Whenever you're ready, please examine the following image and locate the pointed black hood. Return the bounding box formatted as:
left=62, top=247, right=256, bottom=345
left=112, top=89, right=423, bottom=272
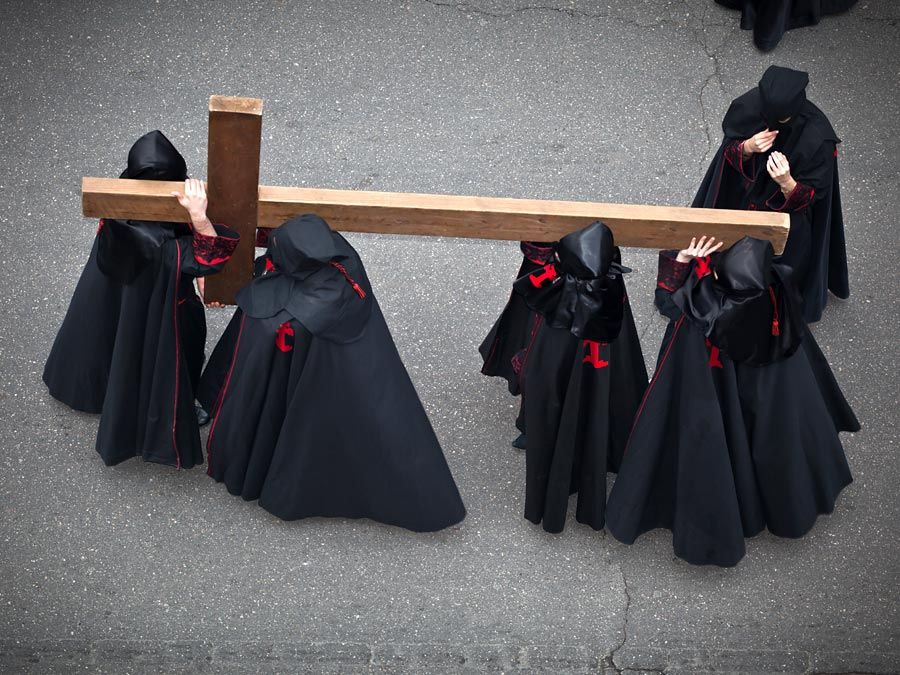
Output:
left=122, top=130, right=188, bottom=181
left=513, top=221, right=629, bottom=342
left=236, top=214, right=373, bottom=344
left=97, top=131, right=191, bottom=284
left=758, top=66, right=809, bottom=127
left=672, top=237, right=804, bottom=365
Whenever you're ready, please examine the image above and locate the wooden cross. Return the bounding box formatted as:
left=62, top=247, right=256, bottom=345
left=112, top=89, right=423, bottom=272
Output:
left=82, top=95, right=789, bottom=305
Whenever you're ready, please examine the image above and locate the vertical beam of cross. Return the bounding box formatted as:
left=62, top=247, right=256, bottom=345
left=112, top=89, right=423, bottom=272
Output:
left=203, top=96, right=263, bottom=305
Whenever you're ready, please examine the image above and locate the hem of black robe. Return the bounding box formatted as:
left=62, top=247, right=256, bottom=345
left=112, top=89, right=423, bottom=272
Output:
left=44, top=385, right=104, bottom=415
left=256, top=498, right=467, bottom=533
left=764, top=475, right=852, bottom=540
left=98, top=449, right=202, bottom=470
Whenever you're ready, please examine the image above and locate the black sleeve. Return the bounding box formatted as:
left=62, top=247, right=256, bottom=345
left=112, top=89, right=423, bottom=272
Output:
left=179, top=225, right=241, bottom=277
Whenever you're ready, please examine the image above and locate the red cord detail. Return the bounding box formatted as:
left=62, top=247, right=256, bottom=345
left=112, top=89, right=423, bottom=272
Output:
left=330, top=262, right=366, bottom=298
left=769, top=286, right=780, bottom=336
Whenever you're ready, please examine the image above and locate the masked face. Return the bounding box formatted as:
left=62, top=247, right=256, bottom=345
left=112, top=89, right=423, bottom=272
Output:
left=758, top=66, right=809, bottom=129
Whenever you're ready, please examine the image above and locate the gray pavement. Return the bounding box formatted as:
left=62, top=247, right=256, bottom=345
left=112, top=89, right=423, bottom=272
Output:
left=1, top=0, right=898, bottom=672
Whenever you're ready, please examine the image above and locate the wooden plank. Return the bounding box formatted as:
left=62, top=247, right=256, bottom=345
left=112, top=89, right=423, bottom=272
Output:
left=83, top=179, right=790, bottom=253
left=258, top=186, right=791, bottom=253
left=82, top=177, right=187, bottom=221
left=202, top=96, right=264, bottom=304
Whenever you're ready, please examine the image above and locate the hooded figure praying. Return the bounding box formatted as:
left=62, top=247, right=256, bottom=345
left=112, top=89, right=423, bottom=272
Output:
left=692, top=66, right=849, bottom=323
left=43, top=130, right=240, bottom=469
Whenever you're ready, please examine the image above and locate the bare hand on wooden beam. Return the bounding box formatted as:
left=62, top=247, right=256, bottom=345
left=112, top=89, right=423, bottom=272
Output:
left=171, top=179, right=216, bottom=236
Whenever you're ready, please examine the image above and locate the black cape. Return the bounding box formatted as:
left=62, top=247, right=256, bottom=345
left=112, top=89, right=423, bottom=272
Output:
left=513, top=222, right=648, bottom=533
left=606, top=251, right=858, bottom=566
left=199, top=215, right=466, bottom=532
left=692, top=66, right=849, bottom=323
left=479, top=241, right=555, bottom=395
left=43, top=131, right=239, bottom=468
left=716, top=0, right=858, bottom=51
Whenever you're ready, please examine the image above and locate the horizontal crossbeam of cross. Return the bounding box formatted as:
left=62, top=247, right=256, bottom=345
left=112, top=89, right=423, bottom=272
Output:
left=80, top=96, right=789, bottom=304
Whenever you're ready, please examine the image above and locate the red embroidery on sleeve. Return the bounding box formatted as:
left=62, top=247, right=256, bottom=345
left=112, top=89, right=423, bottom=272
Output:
left=96, top=219, right=105, bottom=236
left=582, top=340, right=609, bottom=369
left=275, top=322, right=295, bottom=352
left=193, top=229, right=239, bottom=266
left=656, top=252, right=692, bottom=291
left=520, top=242, right=556, bottom=266
left=765, top=183, right=815, bottom=212
left=724, top=140, right=757, bottom=182
left=529, top=263, right=558, bottom=288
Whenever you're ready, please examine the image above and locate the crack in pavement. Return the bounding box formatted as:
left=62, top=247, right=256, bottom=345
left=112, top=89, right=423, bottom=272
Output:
left=682, top=0, right=728, bottom=179
left=605, top=564, right=632, bottom=674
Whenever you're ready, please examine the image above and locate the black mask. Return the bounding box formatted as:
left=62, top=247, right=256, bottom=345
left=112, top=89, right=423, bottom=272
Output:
left=758, top=66, right=809, bottom=130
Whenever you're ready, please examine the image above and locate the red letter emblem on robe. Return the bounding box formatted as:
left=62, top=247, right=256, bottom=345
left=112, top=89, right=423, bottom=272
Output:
left=582, top=340, right=609, bottom=369
left=275, top=321, right=295, bottom=353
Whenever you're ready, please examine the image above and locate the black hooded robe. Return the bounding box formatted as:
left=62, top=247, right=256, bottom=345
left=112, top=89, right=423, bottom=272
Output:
left=605, top=248, right=858, bottom=567
left=693, top=66, right=849, bottom=323
left=479, top=241, right=555, bottom=395
left=513, top=222, right=648, bottom=533
left=716, top=0, right=858, bottom=51
left=43, top=131, right=240, bottom=468
left=200, top=215, right=466, bottom=532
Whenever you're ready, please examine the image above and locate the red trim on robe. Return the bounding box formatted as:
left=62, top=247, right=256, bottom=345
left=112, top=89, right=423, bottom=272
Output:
left=192, top=228, right=239, bottom=266
left=765, top=182, right=815, bottom=212
left=656, top=251, right=692, bottom=291
left=724, top=140, right=759, bottom=182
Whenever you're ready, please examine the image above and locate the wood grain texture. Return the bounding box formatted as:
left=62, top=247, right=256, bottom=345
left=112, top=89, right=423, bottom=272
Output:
left=208, top=95, right=263, bottom=115
left=83, top=179, right=790, bottom=253
left=202, top=97, right=263, bottom=304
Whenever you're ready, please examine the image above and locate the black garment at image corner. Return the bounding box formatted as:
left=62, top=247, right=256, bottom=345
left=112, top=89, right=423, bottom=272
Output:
left=198, top=215, right=466, bottom=533
left=42, top=130, right=239, bottom=469
left=716, top=0, right=858, bottom=51
left=512, top=222, right=648, bottom=533
left=693, top=66, right=849, bottom=323
left=605, top=250, right=858, bottom=567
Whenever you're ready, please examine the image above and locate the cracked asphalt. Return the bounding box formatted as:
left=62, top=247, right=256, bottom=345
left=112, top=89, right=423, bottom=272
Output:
left=1, top=0, right=898, bottom=672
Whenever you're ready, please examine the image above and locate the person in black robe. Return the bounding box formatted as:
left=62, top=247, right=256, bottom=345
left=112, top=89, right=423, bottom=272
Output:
left=693, top=66, right=849, bottom=323
left=199, top=214, right=466, bottom=532
left=43, top=130, right=240, bottom=468
left=606, top=235, right=859, bottom=567
left=479, top=240, right=555, bottom=448
left=512, top=222, right=648, bottom=533
left=716, top=0, right=858, bottom=51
